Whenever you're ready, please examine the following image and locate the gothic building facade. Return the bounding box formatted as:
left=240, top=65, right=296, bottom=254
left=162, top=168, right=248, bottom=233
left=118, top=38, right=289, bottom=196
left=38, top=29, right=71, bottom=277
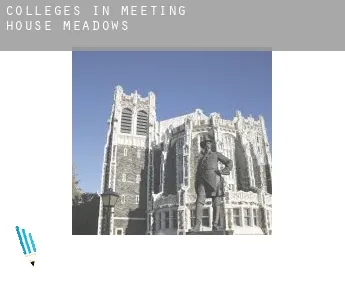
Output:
left=97, top=86, right=272, bottom=235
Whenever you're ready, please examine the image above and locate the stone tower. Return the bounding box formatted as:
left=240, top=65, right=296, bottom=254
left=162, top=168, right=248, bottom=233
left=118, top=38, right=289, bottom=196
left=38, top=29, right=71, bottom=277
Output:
left=97, top=86, right=157, bottom=235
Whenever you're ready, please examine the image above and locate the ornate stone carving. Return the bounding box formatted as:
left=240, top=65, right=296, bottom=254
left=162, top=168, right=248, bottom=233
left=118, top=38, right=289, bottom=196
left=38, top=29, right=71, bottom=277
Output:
left=229, top=191, right=259, bottom=204
left=219, top=119, right=235, bottom=128
left=121, top=100, right=134, bottom=110
left=264, top=193, right=272, bottom=206
left=153, top=193, right=178, bottom=208
left=123, top=93, right=133, bottom=101
left=136, top=103, right=148, bottom=112
left=115, top=85, right=123, bottom=93
left=210, top=112, right=221, bottom=127
left=195, top=109, right=203, bottom=115
left=187, top=194, right=197, bottom=204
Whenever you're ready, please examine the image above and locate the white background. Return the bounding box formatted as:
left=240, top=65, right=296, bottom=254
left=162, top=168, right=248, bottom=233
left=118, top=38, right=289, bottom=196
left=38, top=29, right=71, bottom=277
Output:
left=0, top=51, right=344, bottom=281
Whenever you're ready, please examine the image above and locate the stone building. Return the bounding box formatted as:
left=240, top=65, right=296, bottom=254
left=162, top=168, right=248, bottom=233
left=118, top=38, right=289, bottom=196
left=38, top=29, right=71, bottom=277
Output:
left=97, top=86, right=272, bottom=235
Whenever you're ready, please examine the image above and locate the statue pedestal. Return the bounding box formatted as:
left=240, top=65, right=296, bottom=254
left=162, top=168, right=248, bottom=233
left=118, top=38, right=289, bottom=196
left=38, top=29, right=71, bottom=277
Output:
left=186, top=230, right=233, bottom=235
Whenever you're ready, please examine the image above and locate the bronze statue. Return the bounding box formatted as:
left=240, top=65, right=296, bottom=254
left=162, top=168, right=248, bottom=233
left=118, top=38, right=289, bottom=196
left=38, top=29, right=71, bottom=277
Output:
left=194, top=135, right=233, bottom=231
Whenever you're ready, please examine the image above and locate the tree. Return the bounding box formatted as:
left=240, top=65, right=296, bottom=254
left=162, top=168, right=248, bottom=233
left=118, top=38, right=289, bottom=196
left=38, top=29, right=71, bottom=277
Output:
left=72, top=166, right=83, bottom=205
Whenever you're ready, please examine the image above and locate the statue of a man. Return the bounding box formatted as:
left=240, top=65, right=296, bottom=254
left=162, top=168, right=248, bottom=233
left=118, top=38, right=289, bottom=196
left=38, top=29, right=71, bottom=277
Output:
left=194, top=135, right=233, bottom=231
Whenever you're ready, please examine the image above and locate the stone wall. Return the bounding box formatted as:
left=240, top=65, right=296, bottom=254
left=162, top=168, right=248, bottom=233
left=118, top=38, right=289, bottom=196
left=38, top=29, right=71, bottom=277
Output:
left=153, top=145, right=162, bottom=194
left=235, top=137, right=250, bottom=191
left=163, top=139, right=177, bottom=196
left=114, top=145, right=147, bottom=234
left=114, top=218, right=147, bottom=235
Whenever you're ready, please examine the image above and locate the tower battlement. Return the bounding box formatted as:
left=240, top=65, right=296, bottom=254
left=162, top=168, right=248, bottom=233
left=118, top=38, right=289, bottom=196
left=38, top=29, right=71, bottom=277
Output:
left=114, top=85, right=155, bottom=106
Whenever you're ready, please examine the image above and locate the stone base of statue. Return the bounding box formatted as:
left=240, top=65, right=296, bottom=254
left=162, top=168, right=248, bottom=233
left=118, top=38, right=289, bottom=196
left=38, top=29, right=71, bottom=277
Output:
left=186, top=230, right=234, bottom=235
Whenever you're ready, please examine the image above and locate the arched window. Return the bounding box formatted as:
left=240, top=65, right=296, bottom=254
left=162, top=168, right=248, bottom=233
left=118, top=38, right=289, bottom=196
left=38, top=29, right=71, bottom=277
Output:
left=136, top=110, right=148, bottom=135
left=121, top=108, right=132, bottom=134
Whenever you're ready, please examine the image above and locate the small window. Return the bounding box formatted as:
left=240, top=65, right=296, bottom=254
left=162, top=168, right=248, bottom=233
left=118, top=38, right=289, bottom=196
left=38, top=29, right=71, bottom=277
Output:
left=190, top=209, right=196, bottom=228
left=136, top=195, right=139, bottom=204
left=190, top=208, right=210, bottom=228
left=244, top=208, right=251, bottom=226
left=122, top=174, right=126, bottom=182
left=233, top=208, right=241, bottom=226
left=124, top=148, right=127, bottom=156
left=121, top=195, right=125, bottom=203
left=136, top=174, right=140, bottom=184
left=202, top=208, right=210, bottom=227
left=173, top=210, right=178, bottom=228
left=253, top=209, right=259, bottom=226
left=164, top=211, right=169, bottom=229
left=115, top=228, right=123, bottom=235
left=137, top=149, right=141, bottom=158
